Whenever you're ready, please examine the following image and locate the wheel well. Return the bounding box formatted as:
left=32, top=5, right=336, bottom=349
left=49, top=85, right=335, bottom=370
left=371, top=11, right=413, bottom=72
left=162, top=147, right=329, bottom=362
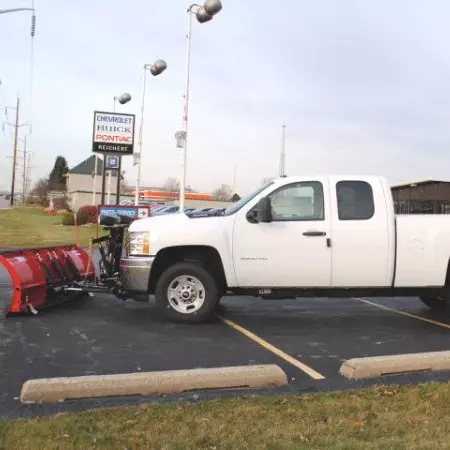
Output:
left=148, top=246, right=227, bottom=294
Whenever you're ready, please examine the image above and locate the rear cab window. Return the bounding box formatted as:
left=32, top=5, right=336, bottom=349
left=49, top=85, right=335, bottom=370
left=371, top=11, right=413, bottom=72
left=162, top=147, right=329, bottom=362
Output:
left=336, top=181, right=375, bottom=220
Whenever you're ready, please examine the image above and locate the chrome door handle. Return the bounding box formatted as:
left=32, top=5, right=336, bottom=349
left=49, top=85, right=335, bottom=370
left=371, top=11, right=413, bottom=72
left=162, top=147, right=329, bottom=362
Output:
left=302, top=231, right=326, bottom=237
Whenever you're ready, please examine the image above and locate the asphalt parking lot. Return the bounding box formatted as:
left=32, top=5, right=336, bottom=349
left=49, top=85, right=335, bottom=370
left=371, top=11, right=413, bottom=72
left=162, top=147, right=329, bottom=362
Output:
left=1, top=263, right=450, bottom=419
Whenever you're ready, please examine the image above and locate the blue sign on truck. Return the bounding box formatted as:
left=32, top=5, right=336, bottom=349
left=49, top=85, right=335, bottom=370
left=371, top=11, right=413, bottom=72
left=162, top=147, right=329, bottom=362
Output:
left=98, top=205, right=150, bottom=220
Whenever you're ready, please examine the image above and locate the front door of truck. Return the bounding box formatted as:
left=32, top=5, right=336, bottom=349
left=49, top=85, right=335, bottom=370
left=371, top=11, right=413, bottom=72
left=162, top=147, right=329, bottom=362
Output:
left=232, top=178, right=332, bottom=288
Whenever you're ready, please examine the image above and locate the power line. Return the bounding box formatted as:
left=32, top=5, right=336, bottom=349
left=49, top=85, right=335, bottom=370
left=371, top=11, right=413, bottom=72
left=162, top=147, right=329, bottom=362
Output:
left=0, top=81, right=14, bottom=140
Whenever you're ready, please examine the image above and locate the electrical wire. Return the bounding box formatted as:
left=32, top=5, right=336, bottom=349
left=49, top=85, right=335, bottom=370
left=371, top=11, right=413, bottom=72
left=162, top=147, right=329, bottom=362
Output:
left=0, top=81, right=14, bottom=140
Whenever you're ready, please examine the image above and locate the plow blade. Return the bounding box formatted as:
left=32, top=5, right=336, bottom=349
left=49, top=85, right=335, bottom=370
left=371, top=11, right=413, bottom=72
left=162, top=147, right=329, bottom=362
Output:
left=0, top=245, right=95, bottom=315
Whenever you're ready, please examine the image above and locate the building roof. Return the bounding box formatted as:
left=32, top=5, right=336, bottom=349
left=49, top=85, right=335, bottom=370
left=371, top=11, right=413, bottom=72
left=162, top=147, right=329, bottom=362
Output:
left=69, top=155, right=117, bottom=176
left=391, top=179, right=450, bottom=189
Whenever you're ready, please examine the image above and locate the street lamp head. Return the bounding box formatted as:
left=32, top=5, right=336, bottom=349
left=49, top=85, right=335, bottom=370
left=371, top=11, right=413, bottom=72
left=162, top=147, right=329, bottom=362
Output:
left=118, top=93, right=132, bottom=104
left=150, top=59, right=168, bottom=76
left=204, top=0, right=222, bottom=16
left=195, top=6, right=213, bottom=23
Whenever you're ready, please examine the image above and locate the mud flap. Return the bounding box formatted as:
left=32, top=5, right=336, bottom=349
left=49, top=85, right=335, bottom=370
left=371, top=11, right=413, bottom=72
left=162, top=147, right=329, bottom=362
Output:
left=0, top=245, right=96, bottom=315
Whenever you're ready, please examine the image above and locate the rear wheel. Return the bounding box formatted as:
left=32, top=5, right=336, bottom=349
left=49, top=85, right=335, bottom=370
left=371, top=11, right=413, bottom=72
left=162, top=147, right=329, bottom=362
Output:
left=419, top=296, right=449, bottom=311
left=155, top=262, right=220, bottom=323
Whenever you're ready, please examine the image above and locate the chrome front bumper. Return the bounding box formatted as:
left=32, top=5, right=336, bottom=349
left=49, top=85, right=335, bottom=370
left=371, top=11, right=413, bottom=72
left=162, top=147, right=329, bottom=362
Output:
left=120, top=256, right=155, bottom=294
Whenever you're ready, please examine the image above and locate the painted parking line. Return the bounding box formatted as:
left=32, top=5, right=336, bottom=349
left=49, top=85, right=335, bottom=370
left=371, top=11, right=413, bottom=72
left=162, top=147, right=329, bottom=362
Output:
left=353, top=297, right=450, bottom=331
left=217, top=315, right=325, bottom=380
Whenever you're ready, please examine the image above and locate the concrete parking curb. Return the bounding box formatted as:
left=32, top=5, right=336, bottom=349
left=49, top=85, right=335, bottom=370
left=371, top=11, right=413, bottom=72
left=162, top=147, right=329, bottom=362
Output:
left=340, top=350, right=450, bottom=379
left=20, top=364, right=288, bottom=404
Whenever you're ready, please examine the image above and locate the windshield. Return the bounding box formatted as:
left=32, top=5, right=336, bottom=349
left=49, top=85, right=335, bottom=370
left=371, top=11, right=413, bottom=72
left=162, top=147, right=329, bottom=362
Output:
left=223, top=181, right=274, bottom=216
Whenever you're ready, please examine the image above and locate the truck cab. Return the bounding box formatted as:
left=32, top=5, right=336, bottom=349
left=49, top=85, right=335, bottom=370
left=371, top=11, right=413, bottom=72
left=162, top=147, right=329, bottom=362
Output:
left=120, top=175, right=450, bottom=323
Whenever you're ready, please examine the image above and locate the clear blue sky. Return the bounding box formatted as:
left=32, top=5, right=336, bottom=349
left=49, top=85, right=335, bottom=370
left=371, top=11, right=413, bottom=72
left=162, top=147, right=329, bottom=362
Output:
left=1, top=0, right=450, bottom=194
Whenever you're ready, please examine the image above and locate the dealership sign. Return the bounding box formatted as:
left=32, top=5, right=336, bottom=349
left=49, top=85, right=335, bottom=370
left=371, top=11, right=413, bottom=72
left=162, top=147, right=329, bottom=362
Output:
left=92, top=111, right=135, bottom=155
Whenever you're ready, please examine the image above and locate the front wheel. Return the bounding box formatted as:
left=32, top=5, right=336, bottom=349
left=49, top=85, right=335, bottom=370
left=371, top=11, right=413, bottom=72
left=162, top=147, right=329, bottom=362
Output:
left=419, top=296, right=449, bottom=311
left=154, top=262, right=220, bottom=323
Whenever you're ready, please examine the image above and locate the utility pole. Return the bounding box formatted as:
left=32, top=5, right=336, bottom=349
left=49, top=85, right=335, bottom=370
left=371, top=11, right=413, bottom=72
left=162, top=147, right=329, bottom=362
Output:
left=92, top=155, right=98, bottom=205
left=10, top=97, right=20, bottom=206
left=22, top=135, right=27, bottom=202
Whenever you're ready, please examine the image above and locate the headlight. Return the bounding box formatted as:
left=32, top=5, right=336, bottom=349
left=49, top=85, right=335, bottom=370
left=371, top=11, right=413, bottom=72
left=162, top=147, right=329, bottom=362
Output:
left=129, top=231, right=150, bottom=255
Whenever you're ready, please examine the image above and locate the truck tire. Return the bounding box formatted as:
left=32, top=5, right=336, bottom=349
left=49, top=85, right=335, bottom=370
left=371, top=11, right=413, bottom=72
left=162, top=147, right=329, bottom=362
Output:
left=419, top=296, right=448, bottom=311
left=154, top=262, right=220, bottom=323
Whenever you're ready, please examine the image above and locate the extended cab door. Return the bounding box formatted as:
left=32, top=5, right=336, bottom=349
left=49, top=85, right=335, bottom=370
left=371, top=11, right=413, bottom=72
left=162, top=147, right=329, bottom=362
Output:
left=232, top=177, right=332, bottom=287
left=329, top=176, right=394, bottom=287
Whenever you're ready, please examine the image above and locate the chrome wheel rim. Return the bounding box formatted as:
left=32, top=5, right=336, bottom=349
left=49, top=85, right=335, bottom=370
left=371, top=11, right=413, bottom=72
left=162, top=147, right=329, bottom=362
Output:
left=167, top=275, right=206, bottom=314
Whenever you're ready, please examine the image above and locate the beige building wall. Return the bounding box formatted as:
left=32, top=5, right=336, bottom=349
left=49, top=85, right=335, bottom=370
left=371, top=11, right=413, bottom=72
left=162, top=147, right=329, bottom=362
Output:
left=67, top=173, right=118, bottom=194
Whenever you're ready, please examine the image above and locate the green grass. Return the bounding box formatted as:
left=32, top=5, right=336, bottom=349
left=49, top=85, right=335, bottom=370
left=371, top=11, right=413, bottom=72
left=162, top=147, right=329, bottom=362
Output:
left=1, top=382, right=449, bottom=449
left=0, top=206, right=103, bottom=248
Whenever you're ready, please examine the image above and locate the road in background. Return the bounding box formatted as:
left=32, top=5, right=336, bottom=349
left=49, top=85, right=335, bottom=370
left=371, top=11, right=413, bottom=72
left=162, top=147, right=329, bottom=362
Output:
left=0, top=198, right=9, bottom=209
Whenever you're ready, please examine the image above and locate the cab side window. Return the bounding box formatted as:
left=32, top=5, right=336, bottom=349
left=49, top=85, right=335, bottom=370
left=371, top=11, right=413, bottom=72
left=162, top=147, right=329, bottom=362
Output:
left=269, top=182, right=324, bottom=221
left=336, top=181, right=374, bottom=220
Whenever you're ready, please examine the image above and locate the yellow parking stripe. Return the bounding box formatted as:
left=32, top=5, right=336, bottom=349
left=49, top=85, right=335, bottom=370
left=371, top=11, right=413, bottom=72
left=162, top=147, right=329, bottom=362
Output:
left=353, top=297, right=450, bottom=330
left=218, top=315, right=325, bottom=380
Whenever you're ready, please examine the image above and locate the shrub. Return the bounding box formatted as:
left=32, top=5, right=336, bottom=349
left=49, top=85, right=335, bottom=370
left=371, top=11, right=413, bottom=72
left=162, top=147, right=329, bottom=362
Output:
left=78, top=205, right=98, bottom=224
left=62, top=210, right=88, bottom=226
left=62, top=212, right=75, bottom=226
left=76, top=211, right=88, bottom=226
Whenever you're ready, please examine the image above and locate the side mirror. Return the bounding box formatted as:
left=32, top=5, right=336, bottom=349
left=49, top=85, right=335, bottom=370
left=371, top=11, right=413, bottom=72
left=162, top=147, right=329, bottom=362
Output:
left=246, top=197, right=272, bottom=223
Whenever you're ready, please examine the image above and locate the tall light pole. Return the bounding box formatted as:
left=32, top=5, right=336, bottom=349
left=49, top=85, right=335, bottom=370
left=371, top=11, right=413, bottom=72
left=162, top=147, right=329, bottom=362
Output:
left=176, top=0, right=223, bottom=213
left=279, top=124, right=286, bottom=177
left=111, top=93, right=131, bottom=205
left=2, top=6, right=36, bottom=205
left=134, top=60, right=167, bottom=206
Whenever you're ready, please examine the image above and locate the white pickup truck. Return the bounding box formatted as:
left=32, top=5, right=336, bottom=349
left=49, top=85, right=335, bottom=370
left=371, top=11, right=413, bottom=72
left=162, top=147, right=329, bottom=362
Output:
left=120, top=175, right=450, bottom=323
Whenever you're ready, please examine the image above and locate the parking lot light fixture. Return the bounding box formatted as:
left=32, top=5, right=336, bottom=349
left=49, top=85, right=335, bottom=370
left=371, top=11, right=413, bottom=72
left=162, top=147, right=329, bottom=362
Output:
left=178, top=1, right=223, bottom=213
left=203, top=0, right=223, bottom=16
left=0, top=7, right=34, bottom=14
left=134, top=60, right=168, bottom=206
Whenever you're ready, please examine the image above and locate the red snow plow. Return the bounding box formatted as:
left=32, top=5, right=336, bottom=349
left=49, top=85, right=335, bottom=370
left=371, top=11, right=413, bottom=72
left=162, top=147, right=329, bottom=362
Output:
left=0, top=245, right=96, bottom=314
left=0, top=212, right=134, bottom=316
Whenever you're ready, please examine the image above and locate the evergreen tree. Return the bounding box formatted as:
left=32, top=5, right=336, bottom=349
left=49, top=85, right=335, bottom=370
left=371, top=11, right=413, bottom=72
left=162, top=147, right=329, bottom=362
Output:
left=49, top=156, right=69, bottom=189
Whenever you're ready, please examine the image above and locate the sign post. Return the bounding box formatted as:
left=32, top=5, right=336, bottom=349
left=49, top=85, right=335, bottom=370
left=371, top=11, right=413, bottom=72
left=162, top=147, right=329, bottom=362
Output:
left=92, top=111, right=135, bottom=206
left=105, top=155, right=120, bottom=204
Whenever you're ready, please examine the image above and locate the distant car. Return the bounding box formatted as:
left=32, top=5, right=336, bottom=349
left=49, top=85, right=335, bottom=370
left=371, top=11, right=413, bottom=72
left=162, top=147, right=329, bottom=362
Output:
left=153, top=205, right=178, bottom=216
left=186, top=207, right=222, bottom=218
left=160, top=206, right=180, bottom=215
left=151, top=205, right=169, bottom=215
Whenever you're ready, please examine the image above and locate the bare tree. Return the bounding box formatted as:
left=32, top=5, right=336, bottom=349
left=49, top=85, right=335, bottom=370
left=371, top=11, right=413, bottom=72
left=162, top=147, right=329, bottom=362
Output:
left=30, top=178, right=50, bottom=205
left=31, top=178, right=49, bottom=198
left=163, top=177, right=180, bottom=200
left=212, top=184, right=233, bottom=201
